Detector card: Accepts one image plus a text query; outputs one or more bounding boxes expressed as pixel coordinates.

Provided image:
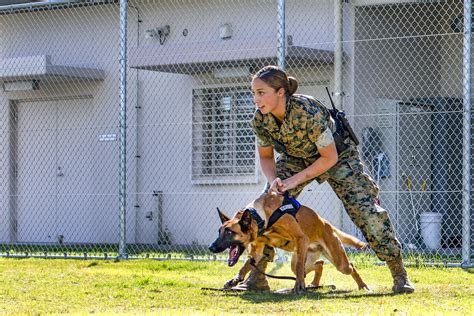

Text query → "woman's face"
[251,78,285,115]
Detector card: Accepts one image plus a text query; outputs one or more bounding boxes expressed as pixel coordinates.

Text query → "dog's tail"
[334,227,367,250]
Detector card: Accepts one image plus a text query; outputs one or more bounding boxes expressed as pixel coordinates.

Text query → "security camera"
[145,25,170,44]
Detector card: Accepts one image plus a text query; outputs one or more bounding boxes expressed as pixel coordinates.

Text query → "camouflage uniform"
[250,94,401,262]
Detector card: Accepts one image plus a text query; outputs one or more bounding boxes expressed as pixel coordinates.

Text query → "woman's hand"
[270,177,297,195]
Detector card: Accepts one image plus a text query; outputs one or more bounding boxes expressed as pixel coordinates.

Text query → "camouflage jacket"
[250,94,337,162]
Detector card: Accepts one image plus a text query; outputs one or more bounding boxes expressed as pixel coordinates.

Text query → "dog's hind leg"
[311,259,324,287]
[322,233,370,291]
[347,262,370,291]
[308,259,324,287]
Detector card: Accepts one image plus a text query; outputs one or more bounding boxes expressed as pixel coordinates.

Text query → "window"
[192,86,257,184]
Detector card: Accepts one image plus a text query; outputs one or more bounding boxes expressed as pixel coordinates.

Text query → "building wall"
[0,0,467,248]
[0,1,343,246]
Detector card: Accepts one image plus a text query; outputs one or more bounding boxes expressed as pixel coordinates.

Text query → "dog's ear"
[239,209,252,233]
[217,207,230,224]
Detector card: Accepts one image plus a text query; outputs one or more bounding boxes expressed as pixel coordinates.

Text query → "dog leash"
[249,258,296,281]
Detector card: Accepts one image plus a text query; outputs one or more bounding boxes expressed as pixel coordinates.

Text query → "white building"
[0,0,469,255]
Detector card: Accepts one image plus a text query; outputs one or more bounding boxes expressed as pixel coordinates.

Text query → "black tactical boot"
[231,246,274,292]
[386,257,415,294]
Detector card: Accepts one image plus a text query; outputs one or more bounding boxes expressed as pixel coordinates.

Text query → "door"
[15,97,94,243]
[16,100,57,242]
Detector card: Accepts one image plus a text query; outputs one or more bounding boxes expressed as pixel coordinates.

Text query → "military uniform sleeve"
[250,111,272,147]
[307,110,334,148]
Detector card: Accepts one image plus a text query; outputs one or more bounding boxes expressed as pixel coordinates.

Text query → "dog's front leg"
[223,258,253,289]
[293,235,309,294]
[223,242,265,289]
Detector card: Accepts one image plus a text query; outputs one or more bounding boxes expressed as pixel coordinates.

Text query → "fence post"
[277,0,285,70]
[462,0,472,268]
[119,0,128,258]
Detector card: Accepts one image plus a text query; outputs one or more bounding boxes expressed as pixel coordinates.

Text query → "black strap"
[246,207,265,236]
[266,192,301,229]
[249,258,296,281]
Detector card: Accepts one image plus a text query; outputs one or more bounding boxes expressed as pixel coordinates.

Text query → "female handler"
[233,65,414,294]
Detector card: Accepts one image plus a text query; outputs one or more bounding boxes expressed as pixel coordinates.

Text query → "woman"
[234,65,414,294]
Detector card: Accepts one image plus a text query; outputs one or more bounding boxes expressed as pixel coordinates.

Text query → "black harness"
[246,192,301,236]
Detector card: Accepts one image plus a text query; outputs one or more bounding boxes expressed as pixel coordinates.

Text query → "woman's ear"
[277,87,285,97]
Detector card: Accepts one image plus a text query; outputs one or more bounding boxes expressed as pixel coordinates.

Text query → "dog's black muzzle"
[208,242,219,253]
[208,240,227,253]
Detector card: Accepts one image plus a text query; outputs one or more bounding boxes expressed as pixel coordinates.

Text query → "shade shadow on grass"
[202,286,399,303]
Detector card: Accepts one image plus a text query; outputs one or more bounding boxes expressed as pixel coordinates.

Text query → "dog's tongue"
[228,245,239,266]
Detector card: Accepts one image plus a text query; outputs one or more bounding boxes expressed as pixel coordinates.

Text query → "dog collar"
[245,208,266,236]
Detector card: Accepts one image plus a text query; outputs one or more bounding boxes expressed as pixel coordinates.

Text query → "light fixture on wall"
[219,23,232,40]
[2,80,39,92]
[145,25,170,45]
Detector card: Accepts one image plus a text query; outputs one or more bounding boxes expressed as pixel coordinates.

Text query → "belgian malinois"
[208,191,370,293]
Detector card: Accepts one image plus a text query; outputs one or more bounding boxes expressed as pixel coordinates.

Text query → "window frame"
[191,83,259,185]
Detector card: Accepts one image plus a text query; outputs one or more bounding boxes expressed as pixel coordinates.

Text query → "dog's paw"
[358,243,369,251]
[223,277,242,289]
[293,282,307,294]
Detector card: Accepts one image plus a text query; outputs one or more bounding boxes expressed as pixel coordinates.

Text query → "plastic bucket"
[420,212,443,250]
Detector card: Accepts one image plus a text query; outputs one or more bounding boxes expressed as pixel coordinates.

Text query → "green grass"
[0,256,473,315]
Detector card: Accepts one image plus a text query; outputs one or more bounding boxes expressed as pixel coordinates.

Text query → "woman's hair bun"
[287,76,298,96]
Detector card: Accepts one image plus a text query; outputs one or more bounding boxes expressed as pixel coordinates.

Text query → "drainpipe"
[129,4,142,246]
[334,0,343,109]
[462,0,472,268]
[118,0,128,259]
[277,0,285,70]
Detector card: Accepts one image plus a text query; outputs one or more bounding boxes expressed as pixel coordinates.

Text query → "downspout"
[129,4,142,246]
[462,0,472,268]
[334,0,344,229]
[118,0,128,258]
[277,0,285,70]
[334,0,343,109]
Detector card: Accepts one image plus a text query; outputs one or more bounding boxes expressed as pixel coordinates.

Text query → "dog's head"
[208,207,255,267]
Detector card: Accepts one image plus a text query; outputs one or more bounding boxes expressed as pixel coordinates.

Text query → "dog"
[208,191,370,293]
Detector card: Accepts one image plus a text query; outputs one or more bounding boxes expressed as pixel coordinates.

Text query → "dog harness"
[246,192,301,236]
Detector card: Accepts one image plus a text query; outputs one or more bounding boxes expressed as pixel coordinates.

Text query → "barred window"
[192,86,257,184]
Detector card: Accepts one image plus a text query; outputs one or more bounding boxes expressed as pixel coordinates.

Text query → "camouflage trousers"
[266,148,402,262]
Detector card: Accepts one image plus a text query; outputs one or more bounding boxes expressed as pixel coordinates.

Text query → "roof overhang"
[129,39,334,75]
[0,55,105,85]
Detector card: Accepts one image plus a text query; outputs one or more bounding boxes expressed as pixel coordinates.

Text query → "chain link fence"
[0,0,472,266]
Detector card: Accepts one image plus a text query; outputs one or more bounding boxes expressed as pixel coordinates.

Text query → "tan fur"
[224,192,370,293]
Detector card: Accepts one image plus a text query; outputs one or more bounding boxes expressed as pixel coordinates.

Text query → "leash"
[249,258,296,281]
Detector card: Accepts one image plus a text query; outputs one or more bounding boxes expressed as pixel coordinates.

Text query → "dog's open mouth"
[228,244,244,267]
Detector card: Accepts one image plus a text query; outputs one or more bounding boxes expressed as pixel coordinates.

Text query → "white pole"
[119,0,128,258]
[277,0,286,70]
[462,0,472,268]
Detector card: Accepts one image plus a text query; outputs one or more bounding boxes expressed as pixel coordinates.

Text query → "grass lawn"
[0,256,473,315]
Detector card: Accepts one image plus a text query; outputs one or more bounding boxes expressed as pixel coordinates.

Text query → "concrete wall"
[0,0,467,249]
[0,0,343,246]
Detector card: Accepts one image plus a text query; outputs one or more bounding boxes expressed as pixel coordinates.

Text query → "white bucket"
[420,212,443,250]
